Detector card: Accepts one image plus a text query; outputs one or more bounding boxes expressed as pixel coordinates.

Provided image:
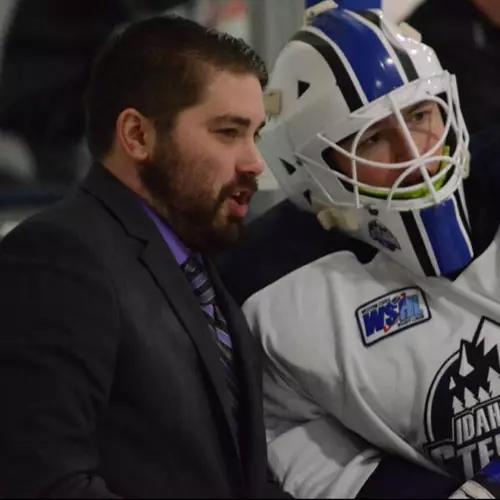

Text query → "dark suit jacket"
[0,164,288,498]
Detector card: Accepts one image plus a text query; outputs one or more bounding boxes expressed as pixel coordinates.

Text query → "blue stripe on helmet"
[312,8,405,102]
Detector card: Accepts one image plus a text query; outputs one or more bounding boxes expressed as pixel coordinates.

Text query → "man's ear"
[115,108,156,162]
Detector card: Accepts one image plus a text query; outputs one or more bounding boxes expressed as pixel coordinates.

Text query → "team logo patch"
[356,287,430,346]
[424,317,500,480]
[368,219,401,252]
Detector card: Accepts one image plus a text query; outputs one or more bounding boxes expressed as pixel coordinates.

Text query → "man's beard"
[138,140,257,254]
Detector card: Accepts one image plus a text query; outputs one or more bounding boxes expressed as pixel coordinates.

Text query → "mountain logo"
[424,317,500,480]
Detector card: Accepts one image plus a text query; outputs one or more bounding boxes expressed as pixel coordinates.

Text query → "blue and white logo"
[368,219,401,252]
[356,287,431,346]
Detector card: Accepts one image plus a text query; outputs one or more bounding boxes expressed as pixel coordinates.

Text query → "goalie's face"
[333,101,446,189]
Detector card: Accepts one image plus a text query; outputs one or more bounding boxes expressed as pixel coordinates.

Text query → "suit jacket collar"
[80,163,153,242]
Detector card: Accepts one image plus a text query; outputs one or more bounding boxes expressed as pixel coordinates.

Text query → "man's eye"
[410,110,431,124]
[217,129,239,138]
[360,132,382,148]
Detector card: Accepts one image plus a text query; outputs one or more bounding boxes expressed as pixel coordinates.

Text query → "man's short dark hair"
[84,15,268,160]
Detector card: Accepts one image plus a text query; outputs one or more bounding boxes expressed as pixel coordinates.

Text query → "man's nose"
[392,128,417,164]
[236,143,266,177]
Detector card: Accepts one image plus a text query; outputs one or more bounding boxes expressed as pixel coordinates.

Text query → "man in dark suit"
[0,16,289,499]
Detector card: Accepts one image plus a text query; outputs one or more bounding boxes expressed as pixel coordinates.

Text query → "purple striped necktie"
[181,256,239,422]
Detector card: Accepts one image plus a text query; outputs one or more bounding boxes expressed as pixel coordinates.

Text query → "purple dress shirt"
[142,202,190,266]
[142,202,216,318]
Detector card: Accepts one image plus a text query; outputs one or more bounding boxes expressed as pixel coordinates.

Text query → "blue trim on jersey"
[312,9,405,102]
[481,459,500,482]
[420,198,473,276]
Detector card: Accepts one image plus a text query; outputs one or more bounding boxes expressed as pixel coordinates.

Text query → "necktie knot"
[181,256,216,307]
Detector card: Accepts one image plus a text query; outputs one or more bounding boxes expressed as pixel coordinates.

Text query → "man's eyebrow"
[209,114,266,131]
[209,114,252,127]
[340,122,383,147]
[340,100,435,146]
[404,100,434,116]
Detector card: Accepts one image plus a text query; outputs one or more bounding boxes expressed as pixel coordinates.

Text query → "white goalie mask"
[260,5,472,277]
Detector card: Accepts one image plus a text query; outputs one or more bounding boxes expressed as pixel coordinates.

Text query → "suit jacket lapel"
[81,165,242,461]
[139,240,242,454]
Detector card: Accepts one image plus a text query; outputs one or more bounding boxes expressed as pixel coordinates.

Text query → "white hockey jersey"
[242,229,500,497]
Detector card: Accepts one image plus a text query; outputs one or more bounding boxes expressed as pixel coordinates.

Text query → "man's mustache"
[219,174,258,201]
